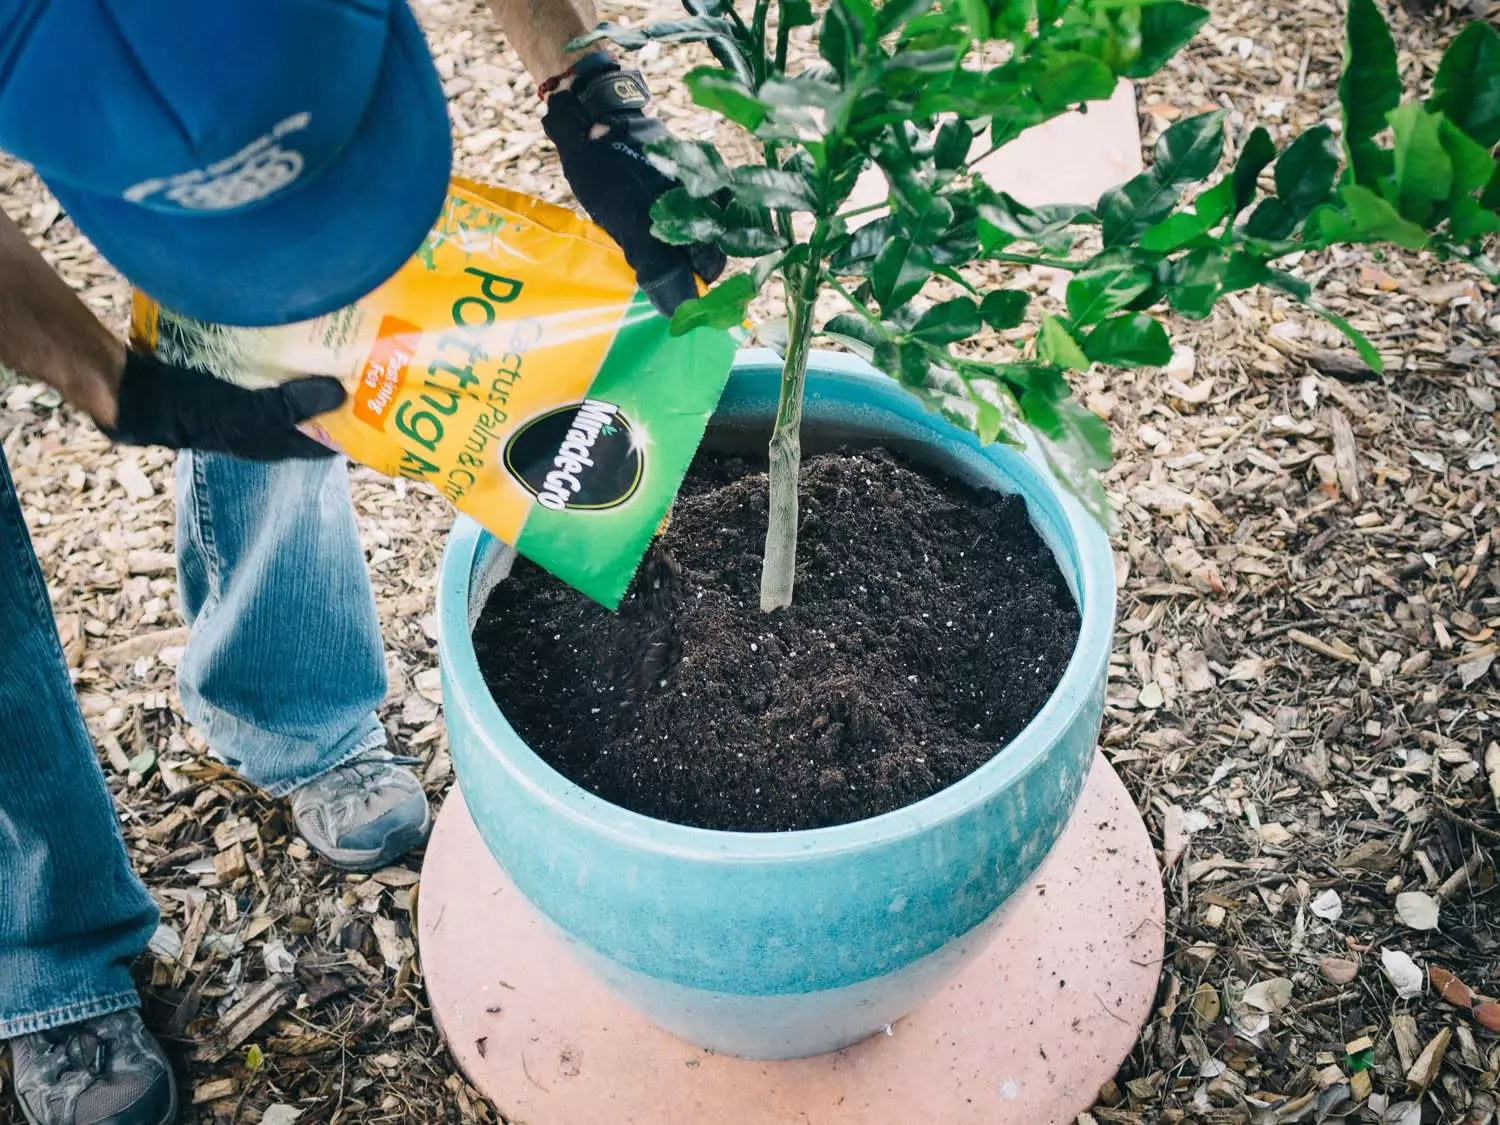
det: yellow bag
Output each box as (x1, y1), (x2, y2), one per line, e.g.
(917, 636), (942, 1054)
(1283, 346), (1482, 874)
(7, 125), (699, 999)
(132, 179), (738, 608)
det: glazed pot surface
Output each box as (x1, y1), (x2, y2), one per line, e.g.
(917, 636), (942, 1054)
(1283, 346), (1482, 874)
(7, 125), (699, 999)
(437, 350), (1115, 1058)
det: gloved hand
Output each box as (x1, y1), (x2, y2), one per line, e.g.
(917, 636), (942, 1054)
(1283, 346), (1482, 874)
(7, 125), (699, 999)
(102, 349), (347, 460)
(543, 54), (726, 317)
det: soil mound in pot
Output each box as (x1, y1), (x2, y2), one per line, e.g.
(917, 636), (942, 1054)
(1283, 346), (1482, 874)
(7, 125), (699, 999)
(474, 449), (1081, 831)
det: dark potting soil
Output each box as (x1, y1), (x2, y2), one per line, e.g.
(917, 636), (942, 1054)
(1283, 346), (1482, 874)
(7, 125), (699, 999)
(473, 449), (1081, 832)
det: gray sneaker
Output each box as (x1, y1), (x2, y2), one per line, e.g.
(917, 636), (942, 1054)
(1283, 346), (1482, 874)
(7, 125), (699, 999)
(7, 1010), (177, 1125)
(290, 748), (432, 872)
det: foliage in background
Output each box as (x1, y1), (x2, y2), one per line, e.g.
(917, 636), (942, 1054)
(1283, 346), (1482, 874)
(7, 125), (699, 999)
(578, 0), (1500, 610)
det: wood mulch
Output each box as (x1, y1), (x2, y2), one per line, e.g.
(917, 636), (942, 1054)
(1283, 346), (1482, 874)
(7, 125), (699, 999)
(1, 0), (1496, 1122)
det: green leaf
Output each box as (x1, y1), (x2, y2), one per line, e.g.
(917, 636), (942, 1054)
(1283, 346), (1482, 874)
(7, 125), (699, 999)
(1244, 196), (1295, 240)
(1083, 313), (1172, 368)
(976, 189), (1091, 254)
(728, 166), (817, 211)
(1275, 125), (1341, 219)
(1066, 262), (1153, 326)
(1098, 111), (1226, 246)
(897, 341), (935, 386)
(886, 46), (963, 83)
(871, 240), (933, 312)
(1125, 2), (1210, 78)
(669, 273), (758, 335)
(1232, 127), (1278, 214)
(912, 297), (982, 344)
(569, 16), (738, 51)
(1008, 365), (1112, 473)
(718, 225), (790, 255)
(830, 217), (894, 271)
(1389, 102), (1453, 210)
(685, 69), (768, 131)
(980, 289), (1030, 329)
(821, 1), (854, 76)
(1138, 211), (1211, 253)
(822, 312), (887, 359)
(245, 1044), (265, 1072)
(959, 0), (992, 38)
(1339, 183), (1432, 248)
(911, 197), (956, 242)
(1430, 21), (1500, 148)
(1223, 252), (1271, 293)
(1314, 306), (1384, 373)
(1452, 198), (1500, 240)
(1034, 52), (1118, 112)
(1485, 165), (1500, 212)
(934, 119), (975, 172)
(1034, 394), (1113, 473)
(127, 747), (157, 776)
(1038, 315), (1091, 370)
(1439, 116), (1497, 198)
(645, 138), (731, 197)
(1138, 179), (1234, 252)
(1263, 267), (1311, 301)
(878, 0), (934, 35)
(781, 0), (818, 29)
(1338, 0), (1401, 187)
(1163, 247), (1226, 319)
(650, 189), (724, 244)
(759, 74), (845, 112)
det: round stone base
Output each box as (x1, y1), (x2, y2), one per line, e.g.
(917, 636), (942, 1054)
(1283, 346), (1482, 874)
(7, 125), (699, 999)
(417, 752), (1163, 1125)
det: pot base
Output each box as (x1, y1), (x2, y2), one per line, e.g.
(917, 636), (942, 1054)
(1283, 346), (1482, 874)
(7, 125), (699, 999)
(418, 751), (1164, 1125)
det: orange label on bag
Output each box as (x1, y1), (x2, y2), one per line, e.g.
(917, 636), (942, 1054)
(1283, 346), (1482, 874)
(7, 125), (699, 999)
(352, 316), (420, 430)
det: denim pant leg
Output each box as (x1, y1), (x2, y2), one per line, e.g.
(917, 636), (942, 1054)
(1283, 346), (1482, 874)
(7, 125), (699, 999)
(0, 451), (157, 1038)
(175, 452), (387, 798)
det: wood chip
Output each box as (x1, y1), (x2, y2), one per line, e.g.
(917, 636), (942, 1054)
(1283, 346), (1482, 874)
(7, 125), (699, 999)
(192, 1078), (236, 1105)
(1392, 1013), (1422, 1074)
(1350, 1068), (1372, 1102)
(1321, 957), (1359, 985)
(1328, 407), (1361, 505)
(194, 975), (296, 1062)
(213, 843), (247, 882)
(1287, 629), (1361, 664)
(1404, 1028), (1451, 1092)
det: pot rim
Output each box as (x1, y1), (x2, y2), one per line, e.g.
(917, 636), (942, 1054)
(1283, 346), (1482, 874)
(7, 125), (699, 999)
(438, 348), (1115, 862)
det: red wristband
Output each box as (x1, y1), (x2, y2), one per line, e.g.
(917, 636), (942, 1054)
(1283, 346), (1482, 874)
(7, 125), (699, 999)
(537, 65), (575, 101)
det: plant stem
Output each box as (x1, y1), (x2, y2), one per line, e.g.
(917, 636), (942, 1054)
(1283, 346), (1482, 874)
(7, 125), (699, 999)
(760, 225), (827, 612)
(750, 0), (771, 77)
(988, 252), (1081, 271)
(837, 200), (890, 221)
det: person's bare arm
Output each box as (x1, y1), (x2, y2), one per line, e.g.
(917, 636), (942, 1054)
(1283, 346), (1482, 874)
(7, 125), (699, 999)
(0, 207), (125, 425)
(484, 0), (599, 83)
(0, 206), (347, 458)
(485, 0), (728, 315)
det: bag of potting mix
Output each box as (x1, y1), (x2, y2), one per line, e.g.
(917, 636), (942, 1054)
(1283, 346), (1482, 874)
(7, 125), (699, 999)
(130, 178), (739, 609)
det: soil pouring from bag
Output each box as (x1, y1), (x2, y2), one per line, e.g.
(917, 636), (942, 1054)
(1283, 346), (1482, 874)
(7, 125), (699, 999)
(475, 449), (1081, 832)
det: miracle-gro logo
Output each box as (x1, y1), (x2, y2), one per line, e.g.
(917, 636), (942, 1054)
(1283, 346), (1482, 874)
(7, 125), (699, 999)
(503, 400), (643, 511)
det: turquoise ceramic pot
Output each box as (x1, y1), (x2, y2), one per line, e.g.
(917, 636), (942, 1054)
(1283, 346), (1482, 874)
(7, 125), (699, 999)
(438, 350), (1115, 1060)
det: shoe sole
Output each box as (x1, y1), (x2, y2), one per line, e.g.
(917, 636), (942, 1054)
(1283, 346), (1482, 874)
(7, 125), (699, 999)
(13, 1061), (180, 1125)
(160, 1073), (181, 1125)
(313, 802), (435, 873)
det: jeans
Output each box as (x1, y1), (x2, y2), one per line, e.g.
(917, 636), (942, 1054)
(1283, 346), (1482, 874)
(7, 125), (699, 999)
(0, 448), (387, 1038)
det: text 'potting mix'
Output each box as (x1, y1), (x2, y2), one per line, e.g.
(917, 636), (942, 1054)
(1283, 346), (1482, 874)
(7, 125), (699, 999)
(129, 178), (738, 609)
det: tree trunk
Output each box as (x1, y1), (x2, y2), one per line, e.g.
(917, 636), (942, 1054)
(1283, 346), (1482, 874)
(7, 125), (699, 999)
(758, 265), (819, 612)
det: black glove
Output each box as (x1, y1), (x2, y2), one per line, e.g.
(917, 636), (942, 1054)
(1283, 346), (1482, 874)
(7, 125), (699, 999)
(102, 349), (347, 460)
(543, 55), (726, 317)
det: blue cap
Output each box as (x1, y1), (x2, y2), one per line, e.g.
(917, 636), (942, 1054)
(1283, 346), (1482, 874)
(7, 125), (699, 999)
(0, 0), (452, 327)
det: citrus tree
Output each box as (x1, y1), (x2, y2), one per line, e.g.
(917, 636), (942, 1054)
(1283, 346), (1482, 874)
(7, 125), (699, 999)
(577, 0), (1500, 610)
